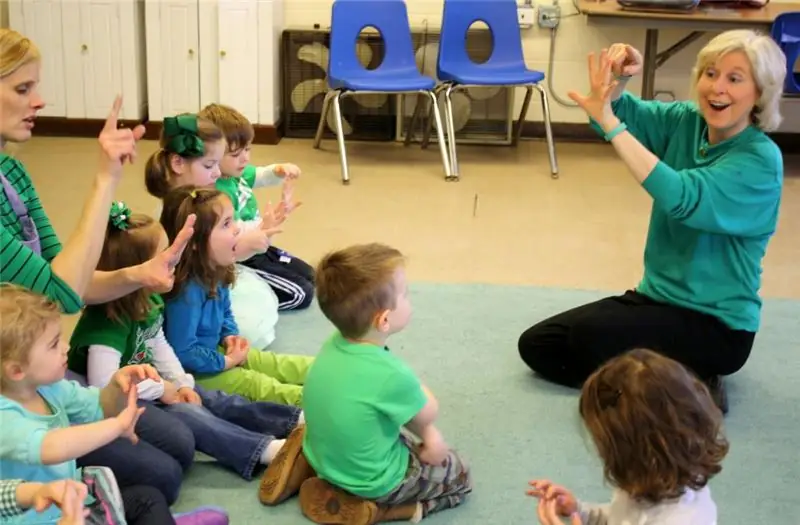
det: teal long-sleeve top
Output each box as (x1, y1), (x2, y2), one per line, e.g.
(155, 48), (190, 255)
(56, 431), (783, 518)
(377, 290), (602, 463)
(596, 92), (783, 332)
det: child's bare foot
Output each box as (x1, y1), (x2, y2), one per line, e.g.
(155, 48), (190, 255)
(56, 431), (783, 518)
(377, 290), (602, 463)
(258, 425), (314, 505)
(299, 477), (378, 525)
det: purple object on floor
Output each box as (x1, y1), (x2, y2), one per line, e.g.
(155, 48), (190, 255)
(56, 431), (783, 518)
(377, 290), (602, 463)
(173, 506), (229, 525)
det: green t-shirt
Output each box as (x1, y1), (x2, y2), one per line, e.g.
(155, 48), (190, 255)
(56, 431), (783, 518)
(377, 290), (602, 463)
(68, 295), (165, 375)
(215, 165), (260, 223)
(301, 332), (428, 498)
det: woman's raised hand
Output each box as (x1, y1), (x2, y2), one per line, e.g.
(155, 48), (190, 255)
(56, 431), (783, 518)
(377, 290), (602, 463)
(98, 96), (146, 178)
(567, 49), (618, 125)
(607, 43), (643, 78)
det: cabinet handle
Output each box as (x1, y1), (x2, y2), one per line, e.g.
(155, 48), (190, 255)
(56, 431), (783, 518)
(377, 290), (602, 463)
(81, 44), (88, 51)
(220, 50), (226, 58)
(188, 49), (194, 56)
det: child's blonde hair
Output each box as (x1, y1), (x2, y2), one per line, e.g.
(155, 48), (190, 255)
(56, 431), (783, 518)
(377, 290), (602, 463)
(579, 349), (729, 504)
(100, 204), (163, 323)
(159, 185), (236, 300)
(0, 284), (60, 366)
(145, 114), (224, 198)
(315, 243), (405, 339)
(198, 103), (254, 154)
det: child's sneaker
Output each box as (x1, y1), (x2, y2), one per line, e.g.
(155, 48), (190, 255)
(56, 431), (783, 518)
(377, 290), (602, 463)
(299, 477), (377, 525)
(173, 506), (229, 525)
(259, 425), (315, 505)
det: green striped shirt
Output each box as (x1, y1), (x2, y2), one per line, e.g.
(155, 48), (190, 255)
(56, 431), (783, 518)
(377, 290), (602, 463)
(0, 153), (82, 313)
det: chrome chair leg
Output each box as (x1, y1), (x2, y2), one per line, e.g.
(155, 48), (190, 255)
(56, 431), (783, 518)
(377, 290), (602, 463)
(428, 90), (452, 180)
(331, 91), (350, 184)
(513, 86), (534, 146)
(534, 83), (558, 178)
(313, 91), (335, 149)
(421, 84), (446, 150)
(443, 84), (459, 180)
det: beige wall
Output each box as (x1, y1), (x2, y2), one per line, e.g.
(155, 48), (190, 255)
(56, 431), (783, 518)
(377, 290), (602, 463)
(284, 0), (788, 124)
(0, 1), (8, 29)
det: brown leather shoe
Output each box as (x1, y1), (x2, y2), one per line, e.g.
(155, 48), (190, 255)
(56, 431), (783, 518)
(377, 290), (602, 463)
(299, 477), (378, 525)
(259, 425), (315, 505)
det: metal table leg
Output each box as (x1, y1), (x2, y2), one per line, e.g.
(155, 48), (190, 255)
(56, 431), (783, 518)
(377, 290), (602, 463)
(641, 29), (659, 100)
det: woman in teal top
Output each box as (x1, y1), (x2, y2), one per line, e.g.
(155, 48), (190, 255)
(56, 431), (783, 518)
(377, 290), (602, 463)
(517, 30), (787, 414)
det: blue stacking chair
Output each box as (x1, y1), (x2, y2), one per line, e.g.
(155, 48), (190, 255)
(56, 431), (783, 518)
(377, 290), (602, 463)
(430, 0), (558, 179)
(313, 0), (453, 184)
(771, 12), (800, 94)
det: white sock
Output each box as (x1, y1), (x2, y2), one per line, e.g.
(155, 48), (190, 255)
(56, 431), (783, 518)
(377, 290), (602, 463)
(411, 503), (423, 523)
(297, 411), (305, 426)
(261, 439), (286, 464)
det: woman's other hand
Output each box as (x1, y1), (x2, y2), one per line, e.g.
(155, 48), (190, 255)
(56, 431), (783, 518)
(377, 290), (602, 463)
(607, 43), (643, 78)
(98, 95), (146, 178)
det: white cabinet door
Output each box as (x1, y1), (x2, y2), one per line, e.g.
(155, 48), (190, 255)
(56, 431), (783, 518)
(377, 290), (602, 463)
(145, 0), (200, 120)
(79, 1), (124, 119)
(8, 0), (66, 117)
(217, 0), (259, 122)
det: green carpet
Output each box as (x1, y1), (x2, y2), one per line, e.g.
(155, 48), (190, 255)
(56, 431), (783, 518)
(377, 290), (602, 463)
(174, 283), (800, 524)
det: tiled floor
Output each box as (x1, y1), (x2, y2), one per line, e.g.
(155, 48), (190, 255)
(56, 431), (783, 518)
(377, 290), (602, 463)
(16, 135), (800, 302)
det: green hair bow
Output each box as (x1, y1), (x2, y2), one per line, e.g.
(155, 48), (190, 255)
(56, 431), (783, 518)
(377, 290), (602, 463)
(163, 114), (205, 158)
(109, 201), (132, 231)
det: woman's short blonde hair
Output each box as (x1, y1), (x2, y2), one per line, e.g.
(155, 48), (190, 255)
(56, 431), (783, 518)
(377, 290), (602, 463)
(0, 28), (40, 79)
(692, 30), (787, 132)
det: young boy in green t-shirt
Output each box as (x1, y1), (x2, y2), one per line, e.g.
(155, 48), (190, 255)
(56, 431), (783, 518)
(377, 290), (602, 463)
(259, 243), (472, 523)
(198, 103), (315, 311)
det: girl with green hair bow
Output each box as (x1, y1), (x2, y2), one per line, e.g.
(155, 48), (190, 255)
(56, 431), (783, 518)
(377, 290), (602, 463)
(144, 114), (227, 200)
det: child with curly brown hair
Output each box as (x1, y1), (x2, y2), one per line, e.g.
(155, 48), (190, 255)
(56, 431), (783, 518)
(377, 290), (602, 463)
(528, 348), (728, 525)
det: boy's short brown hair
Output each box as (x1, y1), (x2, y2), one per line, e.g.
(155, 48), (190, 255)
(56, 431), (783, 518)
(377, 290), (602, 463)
(315, 243), (405, 339)
(579, 349), (729, 504)
(0, 284), (60, 365)
(198, 103), (254, 153)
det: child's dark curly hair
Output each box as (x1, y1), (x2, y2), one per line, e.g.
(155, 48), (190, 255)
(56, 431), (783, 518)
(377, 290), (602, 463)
(579, 348), (729, 504)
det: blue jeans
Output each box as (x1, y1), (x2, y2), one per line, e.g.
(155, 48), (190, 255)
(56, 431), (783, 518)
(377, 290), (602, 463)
(157, 386), (302, 480)
(78, 402), (195, 505)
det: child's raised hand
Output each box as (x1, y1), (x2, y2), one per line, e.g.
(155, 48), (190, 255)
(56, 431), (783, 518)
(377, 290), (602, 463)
(274, 163), (301, 180)
(116, 385), (145, 444)
(536, 498), (583, 525)
(280, 179), (302, 215)
(527, 480), (578, 516)
(113, 364), (161, 394)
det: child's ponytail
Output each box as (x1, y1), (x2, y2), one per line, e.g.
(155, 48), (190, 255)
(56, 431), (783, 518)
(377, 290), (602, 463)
(145, 149), (172, 199)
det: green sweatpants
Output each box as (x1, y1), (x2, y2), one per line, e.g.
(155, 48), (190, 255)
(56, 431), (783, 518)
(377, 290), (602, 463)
(196, 349), (314, 406)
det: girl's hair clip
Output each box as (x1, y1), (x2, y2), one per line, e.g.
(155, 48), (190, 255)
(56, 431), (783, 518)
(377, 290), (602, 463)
(109, 201), (132, 231)
(190, 190), (197, 199)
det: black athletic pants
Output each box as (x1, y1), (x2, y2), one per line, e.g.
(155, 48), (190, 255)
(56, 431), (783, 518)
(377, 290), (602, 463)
(242, 245), (315, 311)
(517, 290), (755, 387)
(122, 485), (176, 524)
